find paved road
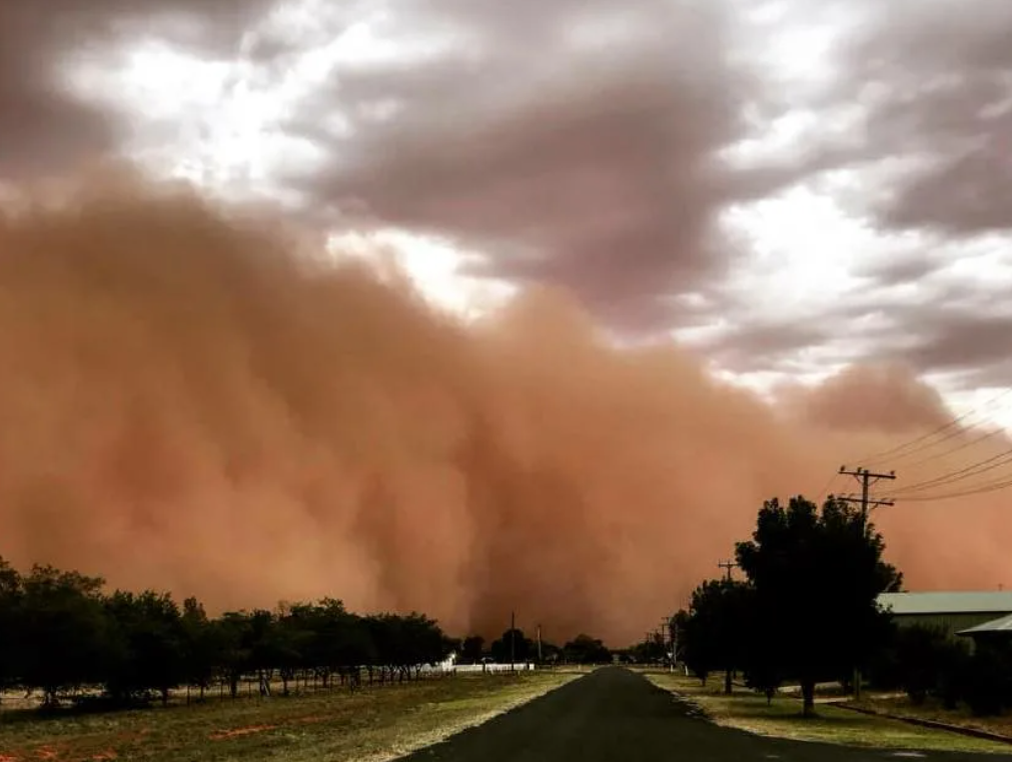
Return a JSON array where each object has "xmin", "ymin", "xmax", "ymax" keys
[{"xmin": 402, "ymin": 667, "xmax": 1012, "ymax": 762}]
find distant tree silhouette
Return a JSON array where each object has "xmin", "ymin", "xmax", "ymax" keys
[
  {"xmin": 104, "ymin": 590, "xmax": 186, "ymax": 705},
  {"xmin": 562, "ymin": 634, "xmax": 611, "ymax": 664},
  {"xmin": 0, "ymin": 558, "xmax": 21, "ymax": 702},
  {"xmin": 461, "ymin": 635, "xmax": 485, "ymax": 664},
  {"xmin": 681, "ymin": 578, "xmax": 751, "ymax": 690},
  {"xmin": 17, "ymin": 565, "xmax": 110, "ymax": 708},
  {"xmin": 735, "ymin": 496, "xmax": 901, "ymax": 716},
  {"xmin": 181, "ymin": 596, "xmax": 216, "ymax": 699},
  {"xmin": 490, "ymin": 628, "xmax": 533, "ymax": 664}
]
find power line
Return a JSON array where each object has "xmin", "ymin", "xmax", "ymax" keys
[
  {"xmin": 815, "ymin": 470, "xmax": 841, "ymax": 504},
  {"xmin": 888, "ymin": 447, "xmax": 1012, "ymax": 497},
  {"xmin": 857, "ymin": 388, "xmax": 1012, "ymax": 467},
  {"xmin": 899, "ymin": 425, "xmax": 1007, "ymax": 470},
  {"xmin": 892, "ymin": 474, "xmax": 1012, "ymax": 503}
]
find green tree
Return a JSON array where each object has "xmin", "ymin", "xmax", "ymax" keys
[
  {"xmin": 735, "ymin": 496, "xmax": 902, "ymax": 716},
  {"xmin": 104, "ymin": 590, "xmax": 186, "ymax": 705},
  {"xmin": 682, "ymin": 578, "xmax": 752, "ymax": 691},
  {"xmin": 17, "ymin": 565, "xmax": 111, "ymax": 707},
  {"xmin": 181, "ymin": 597, "xmax": 216, "ymax": 699},
  {"xmin": 0, "ymin": 558, "xmax": 22, "ymax": 700}
]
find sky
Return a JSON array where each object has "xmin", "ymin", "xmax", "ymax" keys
[
  {"xmin": 2, "ymin": 0, "xmax": 1012, "ymax": 641},
  {"xmin": 5, "ymin": 0, "xmax": 1012, "ymax": 414}
]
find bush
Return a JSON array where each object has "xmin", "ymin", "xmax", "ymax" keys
[{"xmin": 964, "ymin": 643, "xmax": 1012, "ymax": 717}]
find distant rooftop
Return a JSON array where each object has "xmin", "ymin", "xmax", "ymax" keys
[
  {"xmin": 957, "ymin": 612, "xmax": 1012, "ymax": 636},
  {"xmin": 878, "ymin": 592, "xmax": 1012, "ymax": 616}
]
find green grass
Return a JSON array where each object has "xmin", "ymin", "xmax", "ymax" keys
[
  {"xmin": 0, "ymin": 672, "xmax": 576, "ymax": 762},
  {"xmin": 642, "ymin": 670, "xmax": 1011, "ymax": 754}
]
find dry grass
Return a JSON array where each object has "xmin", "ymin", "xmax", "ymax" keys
[
  {"xmin": 642, "ymin": 670, "xmax": 1011, "ymax": 754},
  {"xmin": 0, "ymin": 672, "xmax": 576, "ymax": 762},
  {"xmin": 848, "ymin": 694, "xmax": 1012, "ymax": 740}
]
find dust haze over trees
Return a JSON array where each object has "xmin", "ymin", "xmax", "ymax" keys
[{"xmin": 0, "ymin": 171, "xmax": 1010, "ymax": 645}]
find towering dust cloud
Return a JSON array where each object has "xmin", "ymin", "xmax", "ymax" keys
[{"xmin": 0, "ymin": 174, "xmax": 1008, "ymax": 644}]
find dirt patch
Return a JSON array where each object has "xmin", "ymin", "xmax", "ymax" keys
[{"xmin": 209, "ymin": 724, "xmax": 278, "ymax": 740}]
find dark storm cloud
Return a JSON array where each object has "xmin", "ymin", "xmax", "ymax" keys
[
  {"xmin": 0, "ymin": 0, "xmax": 276, "ymax": 177},
  {"xmin": 283, "ymin": 1, "xmax": 808, "ymax": 332},
  {"xmin": 833, "ymin": 1, "xmax": 1012, "ymax": 236},
  {"xmin": 899, "ymin": 309, "xmax": 1012, "ymax": 382},
  {"xmin": 691, "ymin": 320, "xmax": 835, "ymax": 373}
]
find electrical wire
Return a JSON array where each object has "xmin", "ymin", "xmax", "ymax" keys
[
  {"xmin": 898, "ymin": 426, "xmax": 1008, "ymax": 470},
  {"xmin": 891, "ymin": 474, "xmax": 1012, "ymax": 503},
  {"xmin": 858, "ymin": 387, "xmax": 1012, "ymax": 467},
  {"xmin": 887, "ymin": 447, "xmax": 1012, "ymax": 496}
]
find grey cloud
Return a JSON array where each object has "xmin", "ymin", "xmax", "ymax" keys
[
  {"xmin": 0, "ymin": 0, "xmax": 276, "ymax": 178},
  {"xmin": 899, "ymin": 310, "xmax": 1012, "ymax": 377},
  {"xmin": 693, "ymin": 257, "xmax": 1012, "ymax": 384},
  {"xmin": 283, "ymin": 0, "xmax": 806, "ymax": 333},
  {"xmin": 830, "ymin": 1, "xmax": 1012, "ymax": 236},
  {"xmin": 691, "ymin": 320, "xmax": 835, "ymax": 373}
]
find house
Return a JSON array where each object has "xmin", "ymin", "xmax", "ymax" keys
[{"xmin": 877, "ymin": 592, "xmax": 1012, "ymax": 638}]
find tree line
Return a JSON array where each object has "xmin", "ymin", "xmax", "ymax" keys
[
  {"xmin": 0, "ymin": 557, "xmax": 452, "ymax": 711},
  {"xmin": 668, "ymin": 495, "xmax": 1012, "ymax": 718},
  {"xmin": 458, "ymin": 630, "xmax": 611, "ymax": 666}
]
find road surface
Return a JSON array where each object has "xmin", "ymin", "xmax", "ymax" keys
[{"xmin": 402, "ymin": 667, "xmax": 1012, "ymax": 762}]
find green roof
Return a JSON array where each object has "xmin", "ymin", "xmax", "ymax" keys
[
  {"xmin": 957, "ymin": 613, "xmax": 1012, "ymax": 636},
  {"xmin": 878, "ymin": 592, "xmax": 1012, "ymax": 616}
]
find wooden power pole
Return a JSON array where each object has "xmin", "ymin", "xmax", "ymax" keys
[
  {"xmin": 835, "ymin": 466, "xmax": 896, "ymax": 701},
  {"xmin": 718, "ymin": 560, "xmax": 740, "ymax": 695},
  {"xmin": 510, "ymin": 611, "xmax": 516, "ymax": 672}
]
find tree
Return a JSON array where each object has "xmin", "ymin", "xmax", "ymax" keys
[
  {"xmin": 181, "ymin": 597, "xmax": 217, "ymax": 699},
  {"xmin": 104, "ymin": 590, "xmax": 186, "ymax": 705},
  {"xmin": 490, "ymin": 628, "xmax": 533, "ymax": 664},
  {"xmin": 894, "ymin": 624, "xmax": 950, "ymax": 705},
  {"xmin": 0, "ymin": 557, "xmax": 22, "ymax": 700},
  {"xmin": 681, "ymin": 578, "xmax": 752, "ymax": 691},
  {"xmin": 562, "ymin": 634, "xmax": 611, "ymax": 664},
  {"xmin": 461, "ymin": 635, "xmax": 485, "ymax": 664},
  {"xmin": 735, "ymin": 496, "xmax": 902, "ymax": 716},
  {"xmin": 17, "ymin": 565, "xmax": 111, "ymax": 707}
]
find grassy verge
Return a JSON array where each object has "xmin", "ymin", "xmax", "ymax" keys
[
  {"xmin": 0, "ymin": 672, "xmax": 577, "ymax": 762},
  {"xmin": 846, "ymin": 694, "xmax": 1012, "ymax": 741},
  {"xmin": 642, "ymin": 670, "xmax": 1010, "ymax": 754}
]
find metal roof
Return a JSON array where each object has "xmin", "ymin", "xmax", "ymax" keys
[
  {"xmin": 957, "ymin": 613, "xmax": 1012, "ymax": 636},
  {"xmin": 878, "ymin": 592, "xmax": 1012, "ymax": 616}
]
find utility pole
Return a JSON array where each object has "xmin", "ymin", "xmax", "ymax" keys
[
  {"xmin": 671, "ymin": 617, "xmax": 679, "ymax": 674},
  {"xmin": 718, "ymin": 560, "xmax": 738, "ymax": 582},
  {"xmin": 661, "ymin": 617, "xmax": 673, "ymax": 673},
  {"xmin": 836, "ymin": 466, "xmax": 896, "ymax": 524},
  {"xmin": 510, "ymin": 611, "xmax": 516, "ymax": 673},
  {"xmin": 836, "ymin": 466, "xmax": 896, "ymax": 701},
  {"xmin": 718, "ymin": 560, "xmax": 740, "ymax": 695},
  {"xmin": 536, "ymin": 623, "xmax": 542, "ymax": 665}
]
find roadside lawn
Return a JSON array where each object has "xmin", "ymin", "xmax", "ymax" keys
[
  {"xmin": 0, "ymin": 672, "xmax": 577, "ymax": 762},
  {"xmin": 643, "ymin": 670, "xmax": 1011, "ymax": 754},
  {"xmin": 845, "ymin": 693, "xmax": 1012, "ymax": 742}
]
